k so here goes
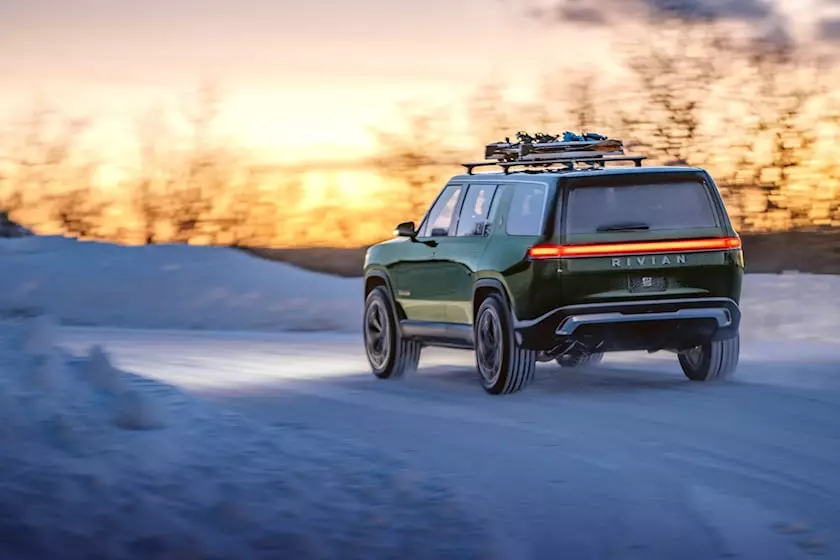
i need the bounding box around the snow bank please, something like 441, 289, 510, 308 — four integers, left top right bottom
0, 317, 490, 559
740, 272, 840, 345
0, 234, 74, 254
0, 212, 32, 238
0, 236, 838, 343
0, 237, 361, 332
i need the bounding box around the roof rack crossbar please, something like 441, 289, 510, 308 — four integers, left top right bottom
462, 161, 501, 174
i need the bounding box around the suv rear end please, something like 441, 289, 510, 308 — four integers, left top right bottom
518, 167, 743, 371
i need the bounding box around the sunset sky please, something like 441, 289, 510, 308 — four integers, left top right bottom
1, 0, 836, 172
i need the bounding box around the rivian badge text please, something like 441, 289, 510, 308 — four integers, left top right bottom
611, 254, 687, 268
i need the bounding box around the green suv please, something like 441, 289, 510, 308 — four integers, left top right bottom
362, 132, 744, 394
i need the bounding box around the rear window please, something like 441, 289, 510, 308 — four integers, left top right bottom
565, 181, 719, 235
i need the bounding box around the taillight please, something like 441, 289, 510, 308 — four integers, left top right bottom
527, 236, 742, 259
527, 245, 565, 258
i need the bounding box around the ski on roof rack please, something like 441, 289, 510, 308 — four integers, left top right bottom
485, 131, 624, 162
462, 131, 645, 174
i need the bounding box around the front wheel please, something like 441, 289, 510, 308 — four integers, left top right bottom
363, 287, 421, 379
679, 334, 740, 382
474, 294, 537, 395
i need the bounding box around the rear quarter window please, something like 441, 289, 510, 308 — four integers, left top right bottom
565, 180, 720, 235
506, 183, 549, 236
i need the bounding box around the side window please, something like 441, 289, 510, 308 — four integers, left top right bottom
420, 184, 463, 237
488, 183, 506, 222
506, 183, 548, 236
455, 184, 498, 237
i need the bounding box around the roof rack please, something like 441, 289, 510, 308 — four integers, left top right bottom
463, 131, 646, 174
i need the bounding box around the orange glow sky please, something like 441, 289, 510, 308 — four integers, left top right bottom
0, 0, 831, 172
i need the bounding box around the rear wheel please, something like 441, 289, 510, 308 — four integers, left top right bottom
474, 294, 537, 395
679, 334, 740, 381
364, 287, 421, 379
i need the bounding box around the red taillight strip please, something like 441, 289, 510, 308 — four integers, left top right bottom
528, 237, 741, 259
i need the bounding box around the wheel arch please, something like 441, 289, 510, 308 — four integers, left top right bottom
364, 268, 406, 321
472, 278, 514, 322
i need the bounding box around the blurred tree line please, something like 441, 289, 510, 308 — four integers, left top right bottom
374, 19, 840, 233
1, 18, 839, 248
0, 89, 381, 247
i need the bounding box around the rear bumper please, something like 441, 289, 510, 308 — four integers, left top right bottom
515, 297, 741, 352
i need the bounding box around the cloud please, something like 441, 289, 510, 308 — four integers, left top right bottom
552, 0, 608, 24
643, 0, 775, 21
542, 0, 779, 25
818, 17, 840, 43
749, 19, 796, 52
534, 0, 803, 52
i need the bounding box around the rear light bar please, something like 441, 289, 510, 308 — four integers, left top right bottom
528, 237, 742, 259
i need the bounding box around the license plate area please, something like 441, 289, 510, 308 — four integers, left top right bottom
628, 275, 666, 293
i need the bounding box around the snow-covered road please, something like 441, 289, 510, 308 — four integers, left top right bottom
59, 328, 840, 560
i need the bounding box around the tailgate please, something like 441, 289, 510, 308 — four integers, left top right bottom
559, 240, 742, 303
552, 173, 742, 304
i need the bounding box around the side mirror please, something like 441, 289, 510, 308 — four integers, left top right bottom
394, 221, 417, 238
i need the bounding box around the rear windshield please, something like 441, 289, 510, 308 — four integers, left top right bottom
565, 180, 719, 235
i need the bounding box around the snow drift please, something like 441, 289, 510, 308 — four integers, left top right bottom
0, 237, 361, 332
0, 316, 490, 559
0, 236, 839, 344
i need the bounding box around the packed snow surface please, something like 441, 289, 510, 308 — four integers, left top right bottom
55, 327, 840, 560
0, 317, 490, 560
1, 236, 839, 343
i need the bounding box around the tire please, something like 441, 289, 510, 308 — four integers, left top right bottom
363, 286, 421, 379
678, 333, 740, 382
474, 293, 537, 395
556, 352, 604, 368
